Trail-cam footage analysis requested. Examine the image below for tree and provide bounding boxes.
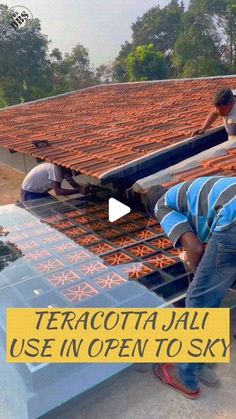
[60,44,97,91]
[172,9,226,77]
[131,0,184,56]
[126,44,169,81]
[113,41,133,82]
[189,0,236,67]
[0,6,53,105]
[95,64,114,84]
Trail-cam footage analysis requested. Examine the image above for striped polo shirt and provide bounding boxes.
[155,177,236,246]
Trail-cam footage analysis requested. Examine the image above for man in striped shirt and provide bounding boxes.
[147,176,236,398]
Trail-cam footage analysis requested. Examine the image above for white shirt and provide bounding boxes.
[22,163,63,193]
[224,102,236,141]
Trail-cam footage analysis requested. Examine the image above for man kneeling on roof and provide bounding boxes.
[132,176,236,399]
[21,162,90,202]
[192,87,236,141]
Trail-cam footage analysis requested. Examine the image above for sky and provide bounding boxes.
[4,0,189,66]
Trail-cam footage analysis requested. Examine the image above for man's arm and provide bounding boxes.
[179,231,205,273]
[51,181,89,196]
[192,110,219,136]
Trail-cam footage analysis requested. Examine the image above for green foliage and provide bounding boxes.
[126,44,169,81]
[0,6,54,105]
[172,10,223,77]
[95,64,114,84]
[113,42,132,82]
[0,5,98,106]
[131,1,184,55]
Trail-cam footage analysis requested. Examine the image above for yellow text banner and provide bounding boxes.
[6,308,230,363]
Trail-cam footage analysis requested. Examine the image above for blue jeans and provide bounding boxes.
[179,225,236,390]
[21,189,50,201]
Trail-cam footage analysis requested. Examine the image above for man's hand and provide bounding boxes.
[79,184,90,195]
[191,129,205,136]
[179,231,205,273]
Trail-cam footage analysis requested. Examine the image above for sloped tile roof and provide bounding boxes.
[1,76,236,178]
[160,144,236,188]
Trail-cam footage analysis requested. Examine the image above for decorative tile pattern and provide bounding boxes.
[134,229,157,240]
[110,235,136,247]
[52,241,77,253]
[146,254,176,268]
[40,233,63,244]
[86,221,107,231]
[25,249,51,262]
[126,244,156,257]
[18,240,39,251]
[120,263,153,279]
[103,252,133,265]
[120,223,141,233]
[32,227,52,237]
[149,225,164,234]
[99,228,121,239]
[42,214,63,224]
[75,233,101,246]
[144,218,159,227]
[95,272,127,289]
[53,220,74,230]
[9,232,28,241]
[47,269,80,288]
[148,237,173,249]
[61,250,91,264]
[62,282,98,302]
[76,260,108,276]
[121,212,143,222]
[88,242,115,255]
[168,248,184,257]
[64,210,83,218]
[74,215,95,224]
[35,258,64,273]
[64,227,86,238]
[93,210,108,220]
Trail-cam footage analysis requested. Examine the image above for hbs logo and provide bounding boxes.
[0,5,33,30]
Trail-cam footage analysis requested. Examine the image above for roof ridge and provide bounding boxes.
[1,74,236,111]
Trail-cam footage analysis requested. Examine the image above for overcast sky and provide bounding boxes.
[4,0,189,65]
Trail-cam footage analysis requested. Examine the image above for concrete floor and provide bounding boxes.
[41,306,236,419]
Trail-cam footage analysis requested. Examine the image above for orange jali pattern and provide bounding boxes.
[88,243,114,255]
[149,237,173,249]
[62,282,98,302]
[52,242,77,253]
[126,244,155,257]
[95,272,127,289]
[103,252,133,265]
[25,249,51,261]
[78,261,107,276]
[47,270,80,288]
[120,263,153,279]
[75,234,101,246]
[111,236,136,247]
[35,259,64,273]
[134,229,156,240]
[146,254,176,268]
[63,251,91,264]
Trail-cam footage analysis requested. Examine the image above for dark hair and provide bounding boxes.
[61,167,73,177]
[213,87,234,107]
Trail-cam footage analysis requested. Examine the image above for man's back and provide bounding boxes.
[22,163,62,193]
[156,176,236,245]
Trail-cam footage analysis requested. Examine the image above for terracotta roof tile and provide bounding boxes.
[1,76,236,179]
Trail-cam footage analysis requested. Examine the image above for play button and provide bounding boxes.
[108,198,131,222]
